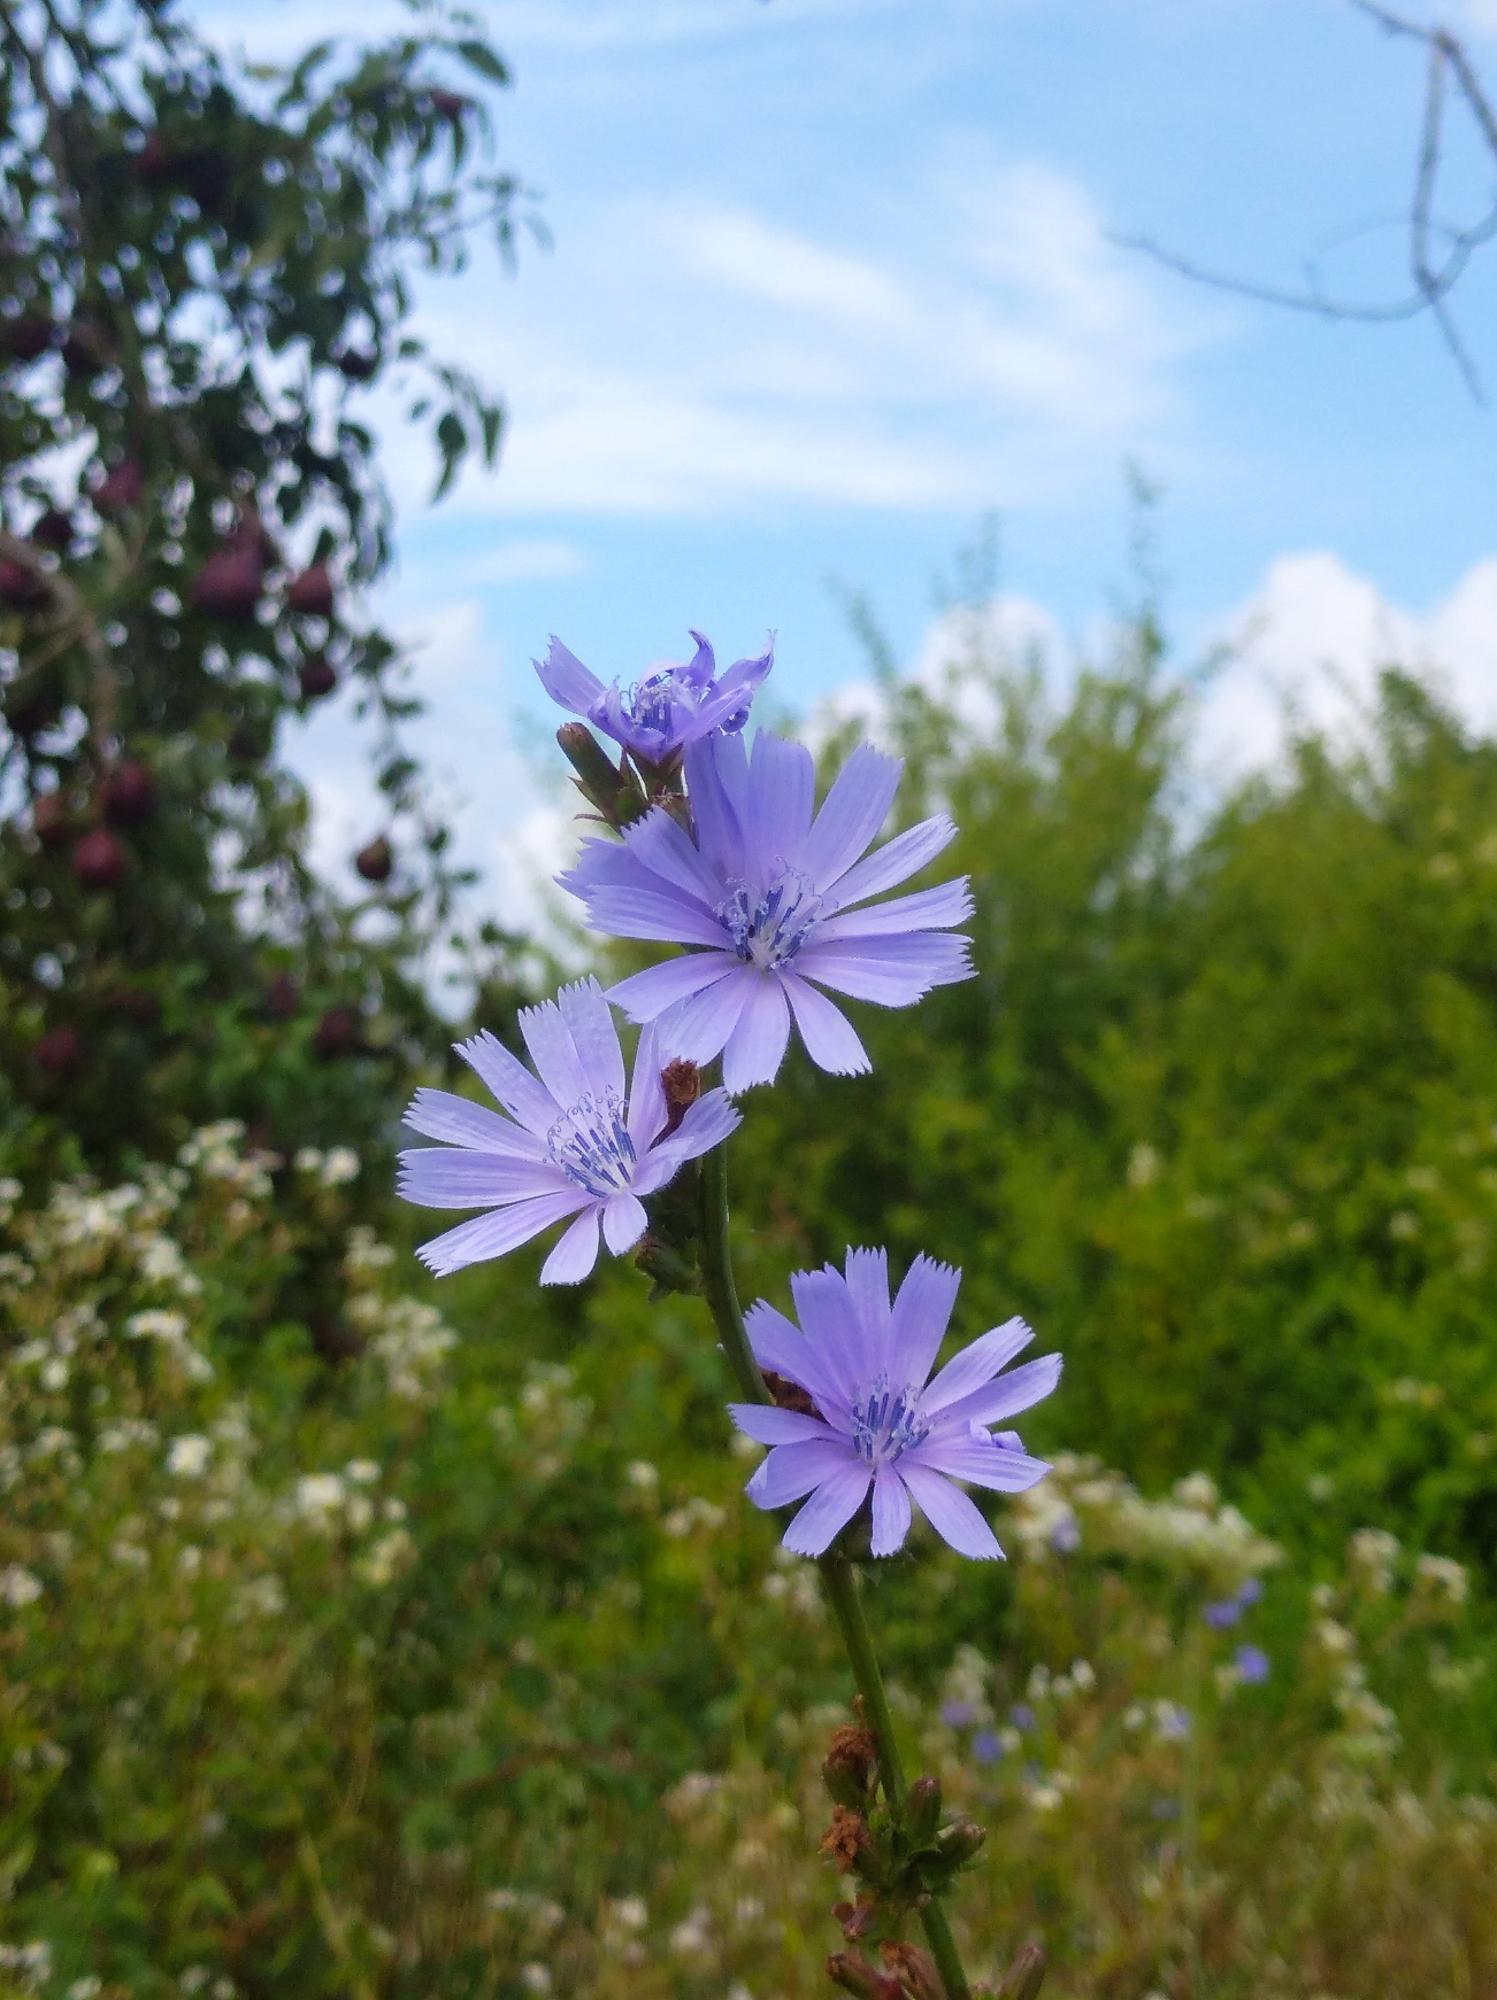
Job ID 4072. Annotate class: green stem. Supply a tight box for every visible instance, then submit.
[696,1146,974,2000]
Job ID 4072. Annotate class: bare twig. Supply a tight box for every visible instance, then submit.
[1119,0,1497,400]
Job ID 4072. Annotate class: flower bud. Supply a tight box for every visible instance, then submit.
[933,1816,986,1866]
[904,1776,942,1846]
[557,722,647,828]
[660,1057,700,1137]
[832,1898,878,1942]
[826,1954,904,1999]
[879,1940,944,2000]
[823,1724,878,1811]
[820,1805,872,1873]
[996,1942,1046,2000]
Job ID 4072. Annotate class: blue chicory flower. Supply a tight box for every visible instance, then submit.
[397,977,739,1284]
[1009,1703,1036,1733]
[971,1730,1003,1765]
[535,630,774,767]
[727,1248,1059,1559]
[1156,1703,1192,1741]
[941,1701,977,1729]
[1235,1643,1271,1684]
[559,729,974,1092]
[1203,1598,1242,1630]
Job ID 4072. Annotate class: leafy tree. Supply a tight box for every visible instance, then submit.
[0,0,527,1177]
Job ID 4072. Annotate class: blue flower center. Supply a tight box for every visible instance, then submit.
[851,1378,930,1466]
[621,670,683,740]
[546,1089,637,1199]
[717,868,823,970]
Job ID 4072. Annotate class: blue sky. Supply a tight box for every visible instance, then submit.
[205,0,1497,922]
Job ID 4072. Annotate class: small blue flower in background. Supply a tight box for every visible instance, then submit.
[972,1730,1004,1765]
[727,1247,1059,1559]
[1009,1702,1036,1733]
[397,978,739,1284]
[1156,1703,1192,1742]
[1204,1575,1266,1628]
[561,729,974,1092]
[941,1701,977,1729]
[535,631,774,767]
[1235,1644,1271,1684]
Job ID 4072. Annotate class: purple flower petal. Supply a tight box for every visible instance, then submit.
[747,731,815,861]
[797,932,974,1006]
[666,963,756,1063]
[781,975,871,1075]
[643,1087,743,1177]
[455,1029,560,1136]
[608,953,738,1022]
[729,1404,836,1445]
[579,883,729,948]
[557,977,625,1099]
[601,1191,648,1254]
[783,1464,872,1556]
[870,1467,913,1556]
[936,1352,1063,1429]
[397,1149,558,1209]
[748,1437,852,1507]
[416,1190,589,1277]
[516,997,592,1109]
[900,1464,1003,1560]
[910,1437,1051,1492]
[799,744,902,890]
[403,1086,544,1159]
[535,636,605,713]
[540,1207,602,1285]
[824,813,958,913]
[684,728,750,880]
[743,1301,848,1418]
[888,1254,962,1387]
[816,877,973,944]
[620,807,724,908]
[922,1317,1034,1415]
[722,976,792,1092]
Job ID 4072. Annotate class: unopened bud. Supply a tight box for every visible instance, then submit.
[933,1816,986,1866]
[823,1724,879,1810]
[826,1955,904,1999]
[905,1775,942,1846]
[995,1942,1046,2000]
[556,722,643,827]
[879,1939,945,2000]
[832,1898,878,1942]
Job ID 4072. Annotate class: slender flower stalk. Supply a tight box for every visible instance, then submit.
[696,1137,978,2000]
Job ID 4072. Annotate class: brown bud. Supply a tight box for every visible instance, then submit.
[298,653,338,701]
[73,827,127,891]
[193,544,263,622]
[1,313,55,364]
[0,554,49,609]
[263,971,298,1021]
[659,1057,700,1136]
[103,759,157,826]
[826,1955,904,2000]
[879,1940,945,2000]
[32,791,72,847]
[336,346,378,382]
[313,1004,360,1059]
[35,1025,82,1077]
[31,507,74,552]
[832,1899,879,1942]
[354,835,393,883]
[287,562,335,619]
[93,458,143,515]
[823,1723,879,1810]
[765,1368,821,1417]
[995,1943,1046,2000]
[820,1805,872,1873]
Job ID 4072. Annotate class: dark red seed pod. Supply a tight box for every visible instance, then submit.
[1,313,56,364]
[32,791,72,847]
[263,971,298,1021]
[298,653,337,700]
[61,322,109,378]
[35,1025,82,1077]
[286,562,335,619]
[31,508,75,553]
[93,459,144,515]
[192,544,263,621]
[354,836,392,883]
[312,1004,360,1058]
[0,555,49,609]
[102,759,157,826]
[429,88,471,122]
[336,346,377,382]
[72,827,128,890]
